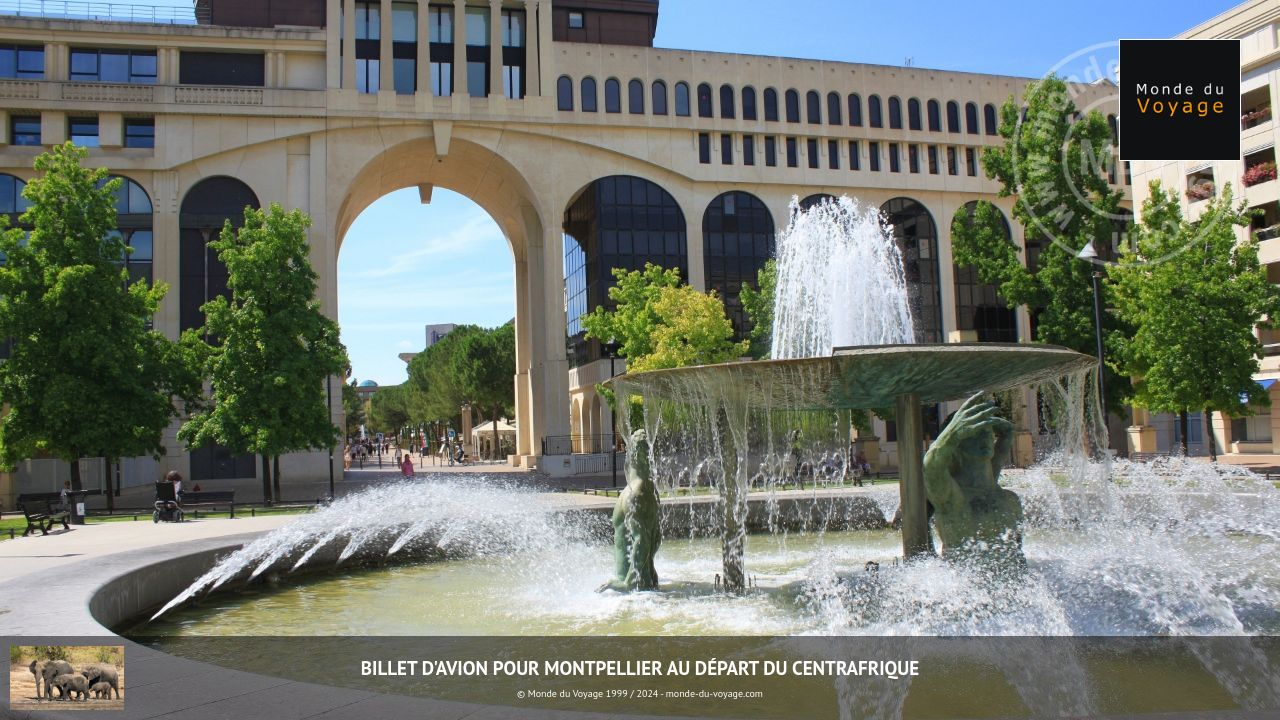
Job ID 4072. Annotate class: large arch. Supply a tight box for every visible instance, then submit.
[107,175,153,286]
[881,197,942,343]
[952,201,1017,342]
[702,191,775,340]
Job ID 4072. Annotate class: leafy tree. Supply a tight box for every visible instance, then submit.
[368,383,411,436]
[180,204,348,503]
[406,324,483,422]
[449,321,515,459]
[0,144,200,503]
[343,380,365,438]
[951,74,1131,413]
[1110,182,1280,459]
[740,259,776,359]
[581,263,682,362]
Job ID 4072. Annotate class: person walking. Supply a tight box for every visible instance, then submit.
[342,445,352,471]
[400,453,414,478]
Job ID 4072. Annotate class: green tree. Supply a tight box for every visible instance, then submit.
[368,384,411,436]
[180,203,348,503]
[951,74,1131,413]
[406,324,484,423]
[740,259,776,359]
[1111,182,1280,459]
[343,380,365,438]
[449,322,515,459]
[0,144,200,503]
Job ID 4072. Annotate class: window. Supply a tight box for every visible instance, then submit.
[557,75,574,110]
[107,176,153,286]
[568,11,584,28]
[848,94,862,126]
[179,52,265,86]
[908,144,919,173]
[651,80,667,115]
[908,98,922,131]
[953,202,1017,342]
[10,116,39,146]
[581,76,597,112]
[124,117,154,148]
[868,95,883,128]
[764,88,779,122]
[807,138,819,168]
[927,99,941,131]
[674,81,690,116]
[742,87,757,121]
[0,45,44,79]
[465,6,489,96]
[827,92,842,125]
[720,84,735,119]
[628,78,644,114]
[765,136,777,166]
[698,133,710,164]
[889,143,900,172]
[392,1,417,94]
[868,141,880,171]
[70,48,157,84]
[984,104,998,135]
[785,89,800,123]
[848,140,860,170]
[0,174,30,217]
[499,8,524,99]
[947,146,958,175]
[697,83,713,118]
[806,91,821,124]
[881,197,942,343]
[786,137,798,167]
[828,139,839,170]
[702,191,775,341]
[965,102,979,134]
[927,145,938,174]
[356,57,379,93]
[721,134,733,165]
[743,136,755,166]
[966,147,977,176]
[946,101,960,132]
[888,96,902,129]
[604,78,620,113]
[428,6,453,96]
[352,1,380,93]
[69,116,99,147]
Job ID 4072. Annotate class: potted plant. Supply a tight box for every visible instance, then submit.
[1185,181,1215,201]
[1243,161,1277,187]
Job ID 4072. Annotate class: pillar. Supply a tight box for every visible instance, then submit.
[342,0,356,89]
[686,193,706,292]
[452,0,468,97]
[537,0,552,100]
[488,0,502,98]
[896,393,932,559]
[416,0,431,95]
[326,0,341,88]
[379,0,393,93]
[523,0,539,97]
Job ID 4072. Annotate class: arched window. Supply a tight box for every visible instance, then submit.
[556,75,573,111]
[742,86,757,121]
[703,191,775,340]
[651,80,667,115]
[799,193,837,211]
[888,96,902,129]
[604,77,621,113]
[907,98,922,131]
[581,77,597,112]
[785,89,800,123]
[946,100,960,132]
[881,197,941,343]
[106,175,153,286]
[965,102,979,134]
[827,92,842,125]
[0,173,30,222]
[719,84,735,119]
[563,175,688,368]
[806,90,821,124]
[868,94,883,128]
[628,78,644,114]
[697,82,713,118]
[848,93,862,126]
[984,103,999,136]
[674,81,690,116]
[1107,113,1118,146]
[927,99,941,131]
[764,88,779,122]
[952,201,1016,342]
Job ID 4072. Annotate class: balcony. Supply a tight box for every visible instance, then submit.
[0,79,325,111]
[1242,106,1272,130]
[0,0,206,25]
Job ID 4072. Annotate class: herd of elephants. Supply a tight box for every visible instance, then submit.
[27,659,122,702]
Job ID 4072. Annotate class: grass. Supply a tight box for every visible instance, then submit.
[0,505,315,541]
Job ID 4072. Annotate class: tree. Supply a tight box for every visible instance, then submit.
[180,204,348,503]
[740,259,776,359]
[406,324,483,423]
[1110,182,1280,459]
[449,322,516,459]
[0,144,200,503]
[368,384,411,436]
[951,74,1132,413]
[343,380,365,438]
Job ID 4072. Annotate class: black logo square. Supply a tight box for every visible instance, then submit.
[1120,39,1240,161]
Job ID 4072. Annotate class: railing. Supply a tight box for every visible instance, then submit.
[0,78,39,99]
[61,81,154,102]
[542,433,621,456]
[0,0,206,24]
[175,85,264,106]
[1242,106,1272,130]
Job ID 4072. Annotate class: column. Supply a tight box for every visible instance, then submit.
[379,0,393,93]
[523,0,539,97]
[536,0,551,101]
[452,0,468,97]
[488,0,502,98]
[896,393,932,559]
[686,194,706,291]
[342,0,356,89]
[326,0,341,88]
[416,0,430,96]
[45,43,67,81]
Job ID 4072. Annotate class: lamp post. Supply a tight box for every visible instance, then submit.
[1076,241,1107,413]
[326,374,335,500]
[604,338,622,487]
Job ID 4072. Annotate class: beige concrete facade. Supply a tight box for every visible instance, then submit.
[0,1,1122,501]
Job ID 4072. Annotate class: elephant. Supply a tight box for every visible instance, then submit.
[90,682,113,699]
[30,659,74,701]
[81,664,121,699]
[53,673,89,701]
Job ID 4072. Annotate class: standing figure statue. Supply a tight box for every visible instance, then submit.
[601,428,661,591]
[922,393,1026,567]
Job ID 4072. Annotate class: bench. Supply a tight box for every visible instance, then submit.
[18,497,70,536]
[180,490,237,519]
[1130,452,1171,463]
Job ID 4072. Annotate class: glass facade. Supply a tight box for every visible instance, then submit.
[703,191,775,341]
[0,44,43,79]
[69,116,99,147]
[881,197,942,343]
[70,48,156,84]
[953,202,1017,342]
[465,6,489,96]
[107,176,153,286]
[500,8,525,99]
[428,6,453,96]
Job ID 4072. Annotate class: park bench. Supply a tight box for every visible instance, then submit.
[17,495,70,536]
[1130,452,1171,463]
[180,490,237,518]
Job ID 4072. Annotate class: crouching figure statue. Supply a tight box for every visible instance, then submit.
[923,393,1026,568]
[601,429,661,591]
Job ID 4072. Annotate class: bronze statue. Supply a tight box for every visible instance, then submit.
[601,428,661,591]
[922,393,1025,567]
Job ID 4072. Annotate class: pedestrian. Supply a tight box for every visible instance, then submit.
[400,453,414,478]
[393,445,402,464]
[59,480,71,511]
[342,445,352,470]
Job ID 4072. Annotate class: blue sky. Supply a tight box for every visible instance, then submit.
[144,0,1243,384]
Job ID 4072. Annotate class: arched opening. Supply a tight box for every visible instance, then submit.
[881,197,941,343]
[952,201,1017,342]
[868,94,883,128]
[604,77,621,113]
[651,80,667,115]
[697,82,713,118]
[927,99,941,131]
[888,96,902,129]
[806,90,821,124]
[581,76,597,112]
[556,75,573,110]
[674,81,690,116]
[946,100,960,132]
[720,84,735,119]
[799,193,836,211]
[785,89,800,123]
[907,98,922,131]
[848,93,862,126]
[984,103,999,136]
[965,102,979,134]
[742,86,757,121]
[826,92,842,125]
[702,191,775,341]
[764,88,779,122]
[627,78,644,114]
[106,175,153,286]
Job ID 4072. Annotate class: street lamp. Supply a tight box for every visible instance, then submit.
[604,338,622,488]
[1076,241,1107,414]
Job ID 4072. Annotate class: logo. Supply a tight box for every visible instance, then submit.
[1120,39,1240,161]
